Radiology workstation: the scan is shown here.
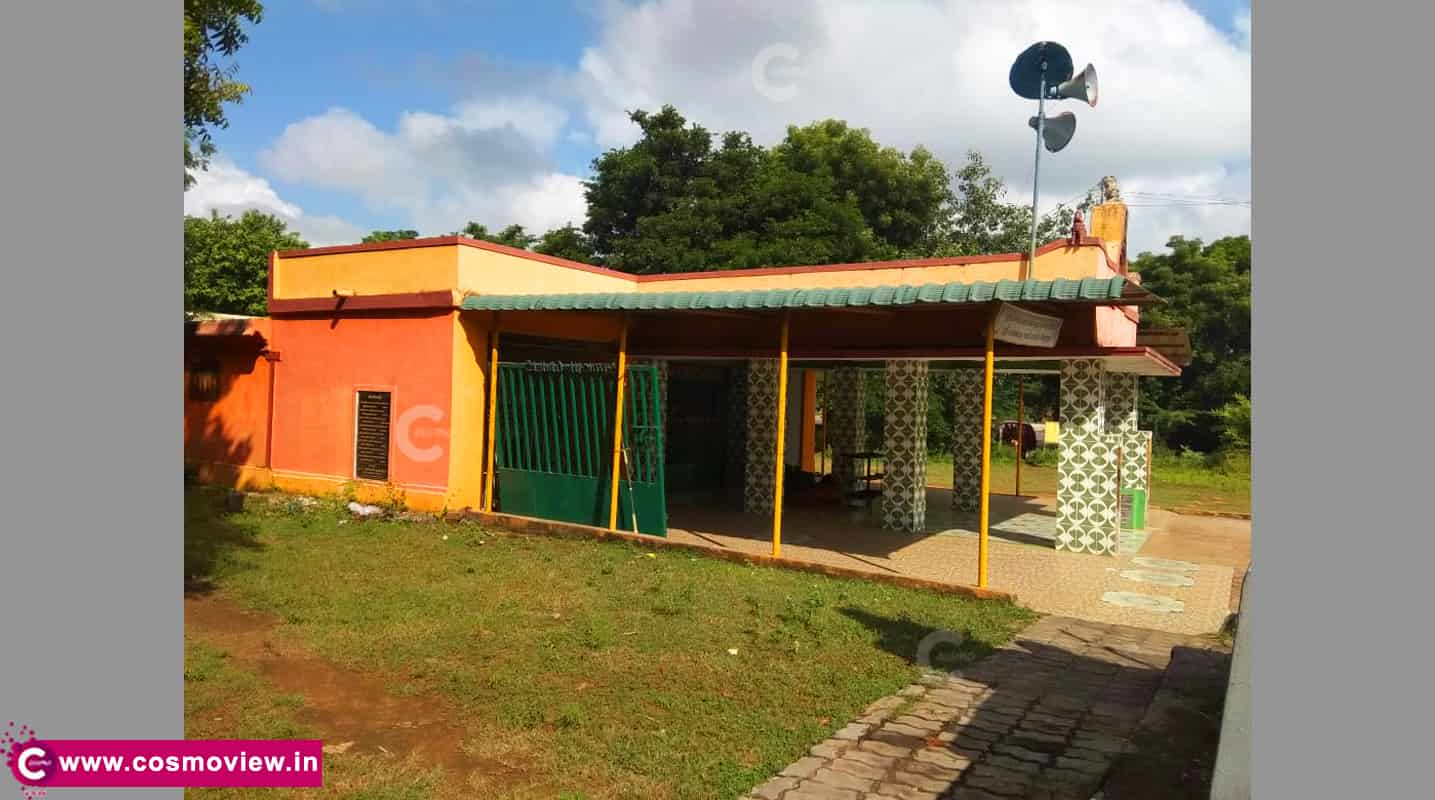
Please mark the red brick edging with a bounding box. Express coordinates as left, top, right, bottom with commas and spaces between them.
446, 509, 1016, 604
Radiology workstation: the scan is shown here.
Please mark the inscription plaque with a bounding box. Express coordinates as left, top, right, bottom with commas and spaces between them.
354, 390, 391, 481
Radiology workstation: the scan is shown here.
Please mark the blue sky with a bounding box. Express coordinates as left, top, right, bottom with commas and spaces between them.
188, 0, 1251, 253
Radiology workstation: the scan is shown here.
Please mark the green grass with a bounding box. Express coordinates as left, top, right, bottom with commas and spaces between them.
185, 488, 1034, 799
924, 446, 1250, 515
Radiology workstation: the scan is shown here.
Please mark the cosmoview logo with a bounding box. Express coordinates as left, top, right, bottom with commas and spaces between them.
751, 42, 801, 102
14, 745, 53, 783
4, 723, 52, 799
396, 404, 446, 463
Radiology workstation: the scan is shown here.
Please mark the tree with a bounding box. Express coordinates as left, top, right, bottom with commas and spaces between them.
184, 0, 264, 188
462, 222, 537, 250
772, 119, 951, 252
184, 210, 306, 316
581, 106, 949, 274
361, 229, 420, 243
928, 150, 1074, 257
1134, 235, 1252, 451
534, 224, 597, 264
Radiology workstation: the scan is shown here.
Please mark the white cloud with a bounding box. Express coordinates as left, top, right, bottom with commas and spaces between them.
259, 0, 1249, 255
258, 101, 584, 236
183, 158, 365, 247
564, 0, 1251, 253
1120, 165, 1251, 257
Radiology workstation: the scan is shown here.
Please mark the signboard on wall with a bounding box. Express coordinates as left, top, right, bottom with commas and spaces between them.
354, 390, 392, 481
993, 303, 1063, 348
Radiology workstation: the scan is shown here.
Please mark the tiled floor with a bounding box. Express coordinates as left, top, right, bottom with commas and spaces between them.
666, 489, 1239, 635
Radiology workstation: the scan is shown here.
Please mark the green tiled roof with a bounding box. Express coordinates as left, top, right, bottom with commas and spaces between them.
461, 276, 1148, 313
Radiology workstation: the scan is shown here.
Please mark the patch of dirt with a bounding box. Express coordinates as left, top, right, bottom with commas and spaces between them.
184, 593, 540, 794
1139, 511, 1251, 610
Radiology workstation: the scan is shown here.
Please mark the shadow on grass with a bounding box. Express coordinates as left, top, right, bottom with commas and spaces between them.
184, 486, 263, 596
838, 606, 1001, 671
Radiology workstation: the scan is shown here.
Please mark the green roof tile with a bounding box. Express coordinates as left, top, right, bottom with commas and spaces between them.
460, 276, 1147, 314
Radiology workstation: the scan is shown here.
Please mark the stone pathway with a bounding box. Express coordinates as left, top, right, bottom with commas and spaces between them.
745, 616, 1229, 800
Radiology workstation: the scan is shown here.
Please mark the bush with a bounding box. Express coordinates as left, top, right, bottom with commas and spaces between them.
1218, 394, 1252, 451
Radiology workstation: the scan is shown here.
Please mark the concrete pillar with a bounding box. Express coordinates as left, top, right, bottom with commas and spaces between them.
826, 367, 866, 493
743, 359, 779, 513
949, 369, 985, 513
881, 359, 929, 532
1104, 371, 1151, 494
1057, 359, 1120, 555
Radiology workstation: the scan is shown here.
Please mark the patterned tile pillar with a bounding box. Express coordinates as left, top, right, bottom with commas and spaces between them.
743, 359, 779, 513
881, 360, 929, 532
1057, 359, 1120, 555
826, 367, 866, 494
1104, 371, 1150, 495
949, 369, 985, 513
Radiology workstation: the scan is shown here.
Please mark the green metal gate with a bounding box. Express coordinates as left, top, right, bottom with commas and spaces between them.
494, 361, 666, 536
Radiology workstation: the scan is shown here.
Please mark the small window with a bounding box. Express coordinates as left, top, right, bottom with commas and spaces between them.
188, 363, 220, 402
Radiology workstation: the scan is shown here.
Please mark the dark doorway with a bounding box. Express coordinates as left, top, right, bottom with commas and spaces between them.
665, 363, 731, 494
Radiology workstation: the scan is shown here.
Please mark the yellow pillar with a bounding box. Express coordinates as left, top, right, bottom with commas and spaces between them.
979, 316, 995, 588
608, 317, 630, 531
772, 314, 791, 558
1015, 375, 1024, 497
482, 320, 501, 512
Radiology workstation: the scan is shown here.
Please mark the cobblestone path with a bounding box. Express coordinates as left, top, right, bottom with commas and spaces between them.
745, 616, 1230, 800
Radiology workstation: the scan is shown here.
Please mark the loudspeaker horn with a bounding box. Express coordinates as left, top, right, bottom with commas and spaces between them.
1028, 112, 1077, 153
1051, 63, 1098, 107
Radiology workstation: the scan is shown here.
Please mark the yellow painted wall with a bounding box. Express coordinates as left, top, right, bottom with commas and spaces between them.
631, 246, 1104, 293
274, 240, 1111, 302
267, 470, 450, 512
1090, 203, 1128, 268
273, 246, 458, 299
457, 245, 631, 296
446, 313, 491, 511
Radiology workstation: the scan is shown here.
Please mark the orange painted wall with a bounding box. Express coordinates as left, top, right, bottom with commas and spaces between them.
268, 312, 455, 501
184, 336, 271, 471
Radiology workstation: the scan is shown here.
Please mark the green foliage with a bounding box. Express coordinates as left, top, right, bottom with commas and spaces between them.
184, 0, 264, 188
184, 210, 306, 316
534, 223, 598, 263
1217, 394, 1252, 451
1135, 235, 1251, 451
581, 106, 951, 273
462, 221, 538, 249
577, 108, 1073, 275
929, 150, 1075, 257
360, 229, 419, 243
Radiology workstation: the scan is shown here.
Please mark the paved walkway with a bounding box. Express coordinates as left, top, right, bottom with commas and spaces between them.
668, 491, 1238, 635
745, 616, 1231, 800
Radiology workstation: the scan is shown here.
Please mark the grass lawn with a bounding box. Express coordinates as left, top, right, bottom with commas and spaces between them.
924, 449, 1251, 516
185, 487, 1034, 799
